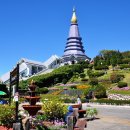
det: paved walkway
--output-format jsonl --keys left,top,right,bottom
{"left": 19, "top": 102, "right": 130, "bottom": 130}
{"left": 82, "top": 103, "right": 130, "bottom": 130}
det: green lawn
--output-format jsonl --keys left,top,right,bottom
{"left": 108, "top": 90, "right": 130, "bottom": 95}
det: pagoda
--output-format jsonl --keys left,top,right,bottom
{"left": 62, "top": 8, "right": 90, "bottom": 64}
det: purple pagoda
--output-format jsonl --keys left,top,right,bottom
{"left": 62, "top": 8, "right": 90, "bottom": 64}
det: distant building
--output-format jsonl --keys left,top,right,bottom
{"left": 0, "top": 55, "right": 60, "bottom": 83}
{"left": 62, "top": 8, "right": 90, "bottom": 65}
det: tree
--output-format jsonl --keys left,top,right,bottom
{"left": 110, "top": 56, "right": 117, "bottom": 70}
{"left": 122, "top": 51, "right": 130, "bottom": 58}
{"left": 97, "top": 49, "right": 123, "bottom": 67}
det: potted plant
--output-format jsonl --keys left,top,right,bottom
{"left": 86, "top": 108, "right": 98, "bottom": 120}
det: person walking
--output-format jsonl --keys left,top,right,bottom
{"left": 77, "top": 95, "right": 82, "bottom": 110}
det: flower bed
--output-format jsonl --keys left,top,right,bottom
{"left": 112, "top": 86, "right": 130, "bottom": 91}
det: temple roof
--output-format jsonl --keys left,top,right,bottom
{"left": 19, "top": 58, "right": 44, "bottom": 66}
{"left": 43, "top": 55, "right": 60, "bottom": 67}
{"left": 62, "top": 8, "right": 90, "bottom": 62}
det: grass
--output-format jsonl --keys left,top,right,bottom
{"left": 123, "top": 73, "right": 130, "bottom": 86}
{"left": 109, "top": 90, "right": 130, "bottom": 95}
{"left": 52, "top": 68, "right": 130, "bottom": 97}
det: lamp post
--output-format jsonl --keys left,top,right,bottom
{"left": 10, "top": 63, "right": 19, "bottom": 122}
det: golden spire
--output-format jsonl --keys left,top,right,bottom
{"left": 71, "top": 7, "right": 77, "bottom": 23}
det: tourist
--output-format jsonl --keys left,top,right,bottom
{"left": 85, "top": 94, "right": 89, "bottom": 103}
{"left": 64, "top": 105, "right": 74, "bottom": 123}
{"left": 77, "top": 95, "right": 82, "bottom": 110}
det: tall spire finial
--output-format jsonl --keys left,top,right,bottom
{"left": 71, "top": 7, "right": 77, "bottom": 23}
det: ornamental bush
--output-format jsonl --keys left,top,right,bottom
{"left": 42, "top": 100, "right": 68, "bottom": 121}
{"left": 118, "top": 82, "right": 128, "bottom": 88}
{"left": 92, "top": 71, "right": 105, "bottom": 77}
{"left": 94, "top": 65, "right": 108, "bottom": 70}
{"left": 89, "top": 78, "right": 98, "bottom": 86}
{"left": 38, "top": 87, "right": 49, "bottom": 94}
{"left": 26, "top": 64, "right": 84, "bottom": 88}
{"left": 86, "top": 108, "right": 98, "bottom": 119}
{"left": 79, "top": 73, "right": 86, "bottom": 78}
{"left": 88, "top": 64, "right": 93, "bottom": 69}
{"left": 94, "top": 84, "right": 107, "bottom": 99}
{"left": 110, "top": 73, "right": 122, "bottom": 83}
{"left": 0, "top": 105, "right": 15, "bottom": 128}
{"left": 83, "top": 87, "right": 92, "bottom": 97}
{"left": 87, "top": 70, "right": 105, "bottom": 78}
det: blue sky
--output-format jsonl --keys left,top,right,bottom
{"left": 0, "top": 0, "right": 130, "bottom": 76}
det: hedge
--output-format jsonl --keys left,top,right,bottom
{"left": 91, "top": 99, "right": 130, "bottom": 105}
{"left": 120, "top": 64, "right": 130, "bottom": 69}
{"left": 87, "top": 70, "right": 105, "bottom": 78}
{"left": 94, "top": 65, "right": 108, "bottom": 70}
{"left": 20, "top": 64, "right": 84, "bottom": 88}
{"left": 118, "top": 82, "right": 128, "bottom": 88}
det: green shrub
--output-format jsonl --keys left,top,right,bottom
{"left": 63, "top": 98, "right": 75, "bottom": 103}
{"left": 81, "top": 78, "right": 88, "bottom": 82}
{"left": 122, "top": 58, "right": 130, "bottom": 64}
{"left": 83, "top": 87, "right": 92, "bottom": 96}
{"left": 0, "top": 105, "right": 15, "bottom": 128}
{"left": 86, "top": 108, "right": 98, "bottom": 119}
{"left": 120, "top": 64, "right": 130, "bottom": 69}
{"left": 38, "top": 87, "right": 49, "bottom": 94}
{"left": 110, "top": 73, "right": 122, "bottom": 83}
{"left": 89, "top": 78, "right": 98, "bottom": 86}
{"left": 62, "top": 78, "right": 68, "bottom": 84}
{"left": 77, "top": 60, "right": 89, "bottom": 68}
{"left": 94, "top": 65, "right": 108, "bottom": 70}
{"left": 81, "top": 98, "right": 87, "bottom": 103}
{"left": 88, "top": 64, "right": 93, "bottom": 69}
{"left": 26, "top": 64, "right": 84, "bottom": 88}
{"left": 118, "top": 82, "right": 128, "bottom": 88}
{"left": 92, "top": 71, "right": 105, "bottom": 77}
{"left": 94, "top": 84, "right": 107, "bottom": 99}
{"left": 19, "top": 80, "right": 28, "bottom": 89}
{"left": 87, "top": 70, "right": 105, "bottom": 78}
{"left": 42, "top": 100, "right": 67, "bottom": 121}
{"left": 70, "top": 85, "right": 77, "bottom": 89}
{"left": 87, "top": 69, "right": 93, "bottom": 77}
{"left": 91, "top": 99, "right": 130, "bottom": 105}
{"left": 79, "top": 73, "right": 86, "bottom": 78}
{"left": 117, "top": 74, "right": 125, "bottom": 79}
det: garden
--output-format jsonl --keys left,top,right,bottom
{"left": 1, "top": 50, "right": 130, "bottom": 129}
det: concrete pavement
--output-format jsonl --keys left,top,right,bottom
{"left": 82, "top": 103, "right": 130, "bottom": 130}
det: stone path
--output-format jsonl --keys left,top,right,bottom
{"left": 83, "top": 103, "right": 130, "bottom": 130}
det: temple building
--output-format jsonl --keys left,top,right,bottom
{"left": 62, "top": 8, "right": 90, "bottom": 64}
